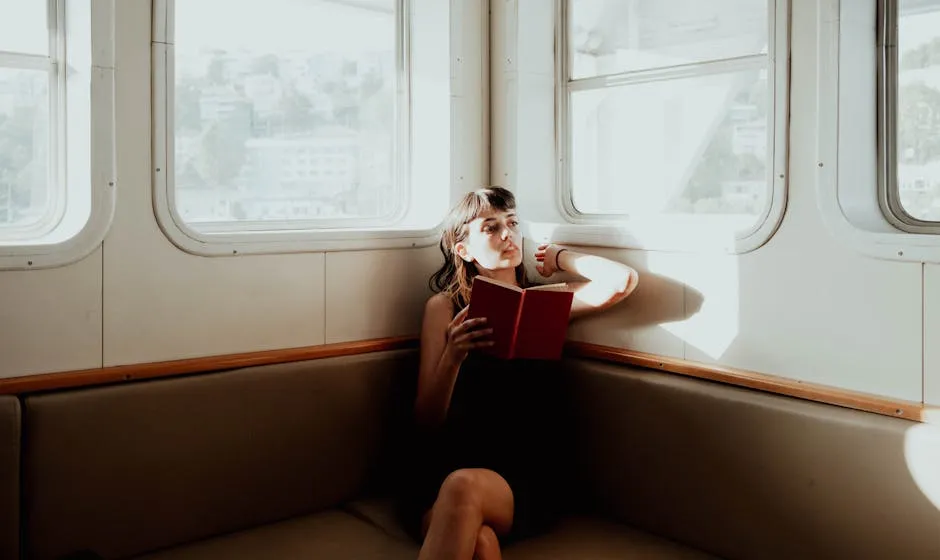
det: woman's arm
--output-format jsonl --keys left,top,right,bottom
{"left": 535, "top": 244, "right": 639, "bottom": 320}
{"left": 413, "top": 295, "right": 492, "bottom": 429}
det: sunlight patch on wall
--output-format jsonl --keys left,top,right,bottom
{"left": 904, "top": 423, "right": 940, "bottom": 512}
{"left": 647, "top": 252, "right": 740, "bottom": 360}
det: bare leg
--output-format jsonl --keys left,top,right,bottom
{"left": 473, "top": 525, "right": 502, "bottom": 560}
{"left": 418, "top": 469, "right": 514, "bottom": 560}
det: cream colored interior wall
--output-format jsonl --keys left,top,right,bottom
{"left": 0, "top": 0, "right": 483, "bottom": 377}
{"left": 499, "top": 0, "right": 931, "bottom": 404}
{"left": 0, "top": 0, "right": 937, "bottom": 408}
{"left": 0, "top": 247, "right": 102, "bottom": 376}
{"left": 926, "top": 265, "right": 938, "bottom": 406}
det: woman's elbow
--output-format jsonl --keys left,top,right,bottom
{"left": 626, "top": 267, "right": 639, "bottom": 294}
{"left": 598, "top": 267, "right": 638, "bottom": 310}
{"left": 614, "top": 267, "right": 639, "bottom": 299}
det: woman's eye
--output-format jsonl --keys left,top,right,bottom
{"left": 509, "top": 220, "right": 519, "bottom": 228}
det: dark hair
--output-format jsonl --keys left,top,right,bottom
{"left": 429, "top": 186, "right": 528, "bottom": 309}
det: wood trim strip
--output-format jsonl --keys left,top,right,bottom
{"left": 564, "top": 341, "right": 931, "bottom": 422}
{"left": 1, "top": 337, "right": 932, "bottom": 423}
{"left": 0, "top": 336, "right": 419, "bottom": 395}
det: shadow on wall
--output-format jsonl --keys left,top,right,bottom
{"left": 598, "top": 269, "right": 705, "bottom": 330}
{"left": 520, "top": 239, "right": 706, "bottom": 354}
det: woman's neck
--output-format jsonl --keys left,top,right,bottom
{"left": 475, "top": 266, "right": 518, "bottom": 286}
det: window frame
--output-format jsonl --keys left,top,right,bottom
{"left": 816, "top": 0, "right": 940, "bottom": 263}
{"left": 553, "top": 0, "right": 791, "bottom": 254}
{"left": 152, "top": 0, "right": 454, "bottom": 256}
{"left": 877, "top": 0, "right": 940, "bottom": 233}
{"left": 0, "top": 0, "right": 116, "bottom": 271}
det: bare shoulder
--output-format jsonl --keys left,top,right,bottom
{"left": 423, "top": 293, "right": 455, "bottom": 328}
{"left": 420, "top": 293, "right": 454, "bottom": 359}
{"left": 425, "top": 292, "right": 454, "bottom": 315}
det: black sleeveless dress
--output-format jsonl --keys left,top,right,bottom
{"left": 396, "top": 347, "right": 574, "bottom": 544}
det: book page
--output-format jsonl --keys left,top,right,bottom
{"left": 527, "top": 282, "right": 568, "bottom": 292}
{"left": 474, "top": 275, "right": 523, "bottom": 292}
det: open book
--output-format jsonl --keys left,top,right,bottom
{"left": 466, "top": 275, "right": 574, "bottom": 360}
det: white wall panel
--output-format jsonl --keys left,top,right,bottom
{"left": 324, "top": 247, "right": 440, "bottom": 344}
{"left": 102, "top": 0, "right": 325, "bottom": 366}
{"left": 104, "top": 248, "right": 326, "bottom": 365}
{"left": 926, "top": 265, "right": 939, "bottom": 406}
{"left": 0, "top": 248, "right": 102, "bottom": 378}
{"left": 681, "top": 249, "right": 922, "bottom": 402}
{"left": 489, "top": 0, "right": 514, "bottom": 187}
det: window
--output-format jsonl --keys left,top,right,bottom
{"left": 0, "top": 0, "right": 115, "bottom": 269}
{"left": 0, "top": 1, "right": 58, "bottom": 240}
{"left": 880, "top": 0, "right": 940, "bottom": 231}
{"left": 154, "top": 0, "right": 469, "bottom": 255}
{"left": 558, "top": 0, "right": 787, "bottom": 246}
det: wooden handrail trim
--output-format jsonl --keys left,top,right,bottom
{"left": 0, "top": 336, "right": 419, "bottom": 395}
{"left": 564, "top": 341, "right": 932, "bottom": 422}
{"left": 2, "top": 337, "right": 933, "bottom": 423}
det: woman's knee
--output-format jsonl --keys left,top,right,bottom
{"left": 433, "top": 468, "right": 515, "bottom": 535}
{"left": 437, "top": 469, "right": 484, "bottom": 510}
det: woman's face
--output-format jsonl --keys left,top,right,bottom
{"left": 456, "top": 209, "right": 523, "bottom": 271}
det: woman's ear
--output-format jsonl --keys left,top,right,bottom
{"left": 454, "top": 242, "right": 473, "bottom": 263}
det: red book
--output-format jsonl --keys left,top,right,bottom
{"left": 466, "top": 275, "right": 574, "bottom": 360}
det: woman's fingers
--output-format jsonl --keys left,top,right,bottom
{"left": 449, "top": 306, "right": 470, "bottom": 330}
{"left": 464, "top": 328, "right": 493, "bottom": 339}
{"left": 459, "top": 317, "right": 487, "bottom": 331}
{"left": 450, "top": 318, "right": 486, "bottom": 341}
{"left": 455, "top": 328, "right": 493, "bottom": 345}
{"left": 451, "top": 316, "right": 484, "bottom": 333}
{"left": 457, "top": 339, "right": 495, "bottom": 350}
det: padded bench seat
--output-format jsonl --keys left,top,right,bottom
{"left": 136, "top": 500, "right": 715, "bottom": 560}
{"left": 20, "top": 352, "right": 419, "bottom": 560}
{"left": 0, "top": 395, "right": 20, "bottom": 560}
{"left": 133, "top": 509, "right": 418, "bottom": 560}
{"left": 7, "top": 348, "right": 939, "bottom": 559}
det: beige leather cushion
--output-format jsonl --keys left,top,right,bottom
{"left": 133, "top": 509, "right": 419, "bottom": 560}
{"left": 0, "top": 396, "right": 20, "bottom": 560}
{"left": 504, "top": 517, "right": 717, "bottom": 560}
{"left": 344, "top": 498, "right": 714, "bottom": 560}
{"left": 23, "top": 350, "right": 417, "bottom": 560}
{"left": 568, "top": 359, "right": 940, "bottom": 560}
{"left": 344, "top": 498, "right": 414, "bottom": 543}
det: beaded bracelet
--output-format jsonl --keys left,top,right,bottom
{"left": 554, "top": 248, "right": 568, "bottom": 272}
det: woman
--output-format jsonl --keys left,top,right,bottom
{"left": 400, "top": 187, "right": 638, "bottom": 560}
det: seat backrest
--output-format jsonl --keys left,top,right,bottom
{"left": 567, "top": 358, "right": 940, "bottom": 560}
{"left": 22, "top": 349, "right": 417, "bottom": 560}
{"left": 0, "top": 395, "right": 20, "bottom": 560}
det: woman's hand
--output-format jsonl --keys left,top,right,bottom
{"left": 535, "top": 244, "right": 565, "bottom": 277}
{"left": 442, "top": 306, "right": 493, "bottom": 366}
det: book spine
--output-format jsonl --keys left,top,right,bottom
{"left": 507, "top": 291, "right": 525, "bottom": 359}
